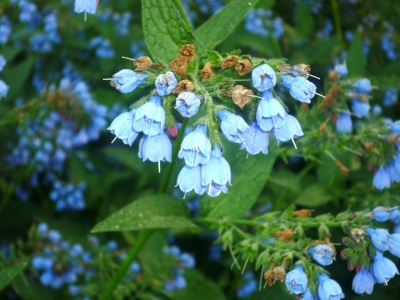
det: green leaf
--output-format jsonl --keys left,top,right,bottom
{"left": 0, "top": 261, "right": 28, "bottom": 291}
{"left": 294, "top": 184, "right": 332, "bottom": 207}
{"left": 347, "top": 35, "right": 366, "bottom": 77}
{"left": 142, "top": 0, "right": 193, "bottom": 61}
{"left": 101, "top": 146, "right": 145, "bottom": 174}
{"left": 2, "top": 57, "right": 35, "bottom": 100}
{"left": 194, "top": 0, "right": 260, "bottom": 52}
{"left": 203, "top": 142, "right": 278, "bottom": 219}
{"left": 293, "top": 1, "right": 314, "bottom": 37}
{"left": 92, "top": 194, "right": 199, "bottom": 232}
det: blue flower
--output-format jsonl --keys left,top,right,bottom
{"left": 353, "top": 78, "right": 371, "bottom": 94}
{"left": 372, "top": 206, "right": 391, "bottom": 222}
{"left": 287, "top": 76, "right": 317, "bottom": 103}
{"left": 218, "top": 110, "right": 251, "bottom": 144}
{"left": 317, "top": 273, "right": 344, "bottom": 300}
{"left": 272, "top": 115, "right": 304, "bottom": 143}
{"left": 373, "top": 166, "right": 391, "bottom": 190}
{"left": 352, "top": 267, "right": 374, "bottom": 294}
{"left": 351, "top": 99, "right": 370, "bottom": 118}
{"left": 334, "top": 63, "right": 348, "bottom": 77}
{"left": 308, "top": 244, "right": 335, "bottom": 266}
{"left": 107, "top": 110, "right": 139, "bottom": 146}
{"left": 366, "top": 228, "right": 390, "bottom": 251}
{"left": 176, "top": 165, "right": 205, "bottom": 195}
{"left": 252, "top": 64, "right": 276, "bottom": 91}
{"left": 176, "top": 92, "right": 201, "bottom": 117}
{"left": 0, "top": 55, "right": 5, "bottom": 71}
{"left": 388, "top": 233, "right": 400, "bottom": 257}
{"left": 74, "top": 0, "right": 97, "bottom": 14}
{"left": 387, "top": 161, "right": 400, "bottom": 183}
{"left": 201, "top": 144, "right": 231, "bottom": 197}
{"left": 256, "top": 90, "right": 287, "bottom": 131}
{"left": 0, "top": 79, "right": 9, "bottom": 99}
{"left": 336, "top": 112, "right": 352, "bottom": 133}
{"left": 383, "top": 87, "right": 397, "bottom": 107}
{"left": 133, "top": 95, "right": 165, "bottom": 136}
{"left": 237, "top": 272, "right": 257, "bottom": 298}
{"left": 155, "top": 71, "right": 177, "bottom": 96}
{"left": 371, "top": 251, "right": 399, "bottom": 284}
{"left": 111, "top": 69, "right": 149, "bottom": 93}
{"left": 178, "top": 124, "right": 211, "bottom": 167}
{"left": 240, "top": 122, "right": 269, "bottom": 155}
{"left": 138, "top": 132, "right": 172, "bottom": 163}
{"left": 302, "top": 288, "right": 319, "bottom": 300}
{"left": 285, "top": 265, "right": 308, "bottom": 295}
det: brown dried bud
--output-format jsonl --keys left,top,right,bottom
{"left": 272, "top": 229, "right": 293, "bottom": 241}
{"left": 221, "top": 55, "right": 239, "bottom": 69}
{"left": 328, "top": 70, "right": 340, "bottom": 81}
{"left": 173, "top": 79, "right": 194, "bottom": 94}
{"left": 318, "top": 94, "right": 336, "bottom": 108}
{"left": 272, "top": 266, "right": 286, "bottom": 283}
{"left": 231, "top": 85, "right": 253, "bottom": 109}
{"left": 235, "top": 59, "right": 252, "bottom": 76}
{"left": 170, "top": 57, "right": 188, "bottom": 77}
{"left": 293, "top": 64, "right": 311, "bottom": 77}
{"left": 179, "top": 44, "right": 195, "bottom": 61}
{"left": 388, "top": 133, "right": 399, "bottom": 144}
{"left": 199, "top": 62, "right": 213, "bottom": 81}
{"left": 134, "top": 56, "right": 152, "bottom": 71}
{"left": 350, "top": 228, "right": 366, "bottom": 243}
{"left": 335, "top": 160, "right": 349, "bottom": 176}
{"left": 319, "top": 122, "right": 327, "bottom": 132}
{"left": 293, "top": 209, "right": 311, "bottom": 217}
{"left": 264, "top": 268, "right": 274, "bottom": 286}
{"left": 110, "top": 81, "right": 116, "bottom": 88}
{"left": 361, "top": 141, "right": 375, "bottom": 152}
{"left": 276, "top": 64, "right": 292, "bottom": 73}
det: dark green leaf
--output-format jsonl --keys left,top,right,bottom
{"left": 102, "top": 146, "right": 145, "bottom": 173}
{"left": 347, "top": 35, "right": 366, "bottom": 77}
{"left": 194, "top": 0, "right": 260, "bottom": 52}
{"left": 294, "top": 184, "right": 332, "bottom": 207}
{"left": 142, "top": 0, "right": 193, "bottom": 61}
{"left": 293, "top": 1, "right": 314, "bottom": 36}
{"left": 203, "top": 142, "right": 278, "bottom": 219}
{"left": 92, "top": 194, "right": 199, "bottom": 232}
{"left": 2, "top": 57, "right": 35, "bottom": 99}
{"left": 0, "top": 261, "right": 28, "bottom": 291}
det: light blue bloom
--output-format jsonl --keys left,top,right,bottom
{"left": 383, "top": 87, "right": 397, "bottom": 107}
{"left": 371, "top": 251, "right": 399, "bottom": 284}
{"left": 74, "top": 0, "right": 97, "bottom": 14}
{"left": 240, "top": 122, "right": 269, "bottom": 155}
{"left": 351, "top": 99, "right": 370, "bottom": 118}
{"left": 252, "top": 64, "right": 276, "bottom": 92}
{"left": 285, "top": 265, "right": 308, "bottom": 295}
{"left": 373, "top": 166, "right": 391, "bottom": 190}
{"left": 218, "top": 110, "right": 251, "bottom": 144}
{"left": 334, "top": 63, "right": 348, "bottom": 77}
{"left": 302, "top": 288, "right": 319, "bottom": 300}
{"left": 272, "top": 115, "right": 304, "bottom": 143}
{"left": 317, "top": 273, "right": 344, "bottom": 300}
{"left": 387, "top": 162, "right": 400, "bottom": 183}
{"left": 352, "top": 267, "right": 374, "bottom": 294}
{"left": 287, "top": 76, "right": 316, "bottom": 103}
{"left": 176, "top": 165, "right": 205, "bottom": 195}
{"left": 372, "top": 206, "right": 391, "bottom": 222}
{"left": 155, "top": 71, "right": 177, "bottom": 96}
{"left": 111, "top": 69, "right": 149, "bottom": 93}
{"left": 133, "top": 95, "right": 165, "bottom": 136}
{"left": 308, "top": 244, "right": 335, "bottom": 266}
{"left": 0, "top": 79, "right": 9, "bottom": 99}
{"left": 388, "top": 234, "right": 400, "bottom": 257}
{"left": 107, "top": 110, "right": 139, "bottom": 146}
{"left": 201, "top": 144, "right": 231, "bottom": 197}
{"left": 256, "top": 90, "right": 287, "bottom": 131}
{"left": 365, "top": 228, "right": 390, "bottom": 251}
{"left": 0, "top": 55, "right": 5, "bottom": 71}
{"left": 178, "top": 124, "right": 211, "bottom": 167}
{"left": 353, "top": 78, "right": 371, "bottom": 94}
{"left": 138, "top": 132, "right": 172, "bottom": 163}
{"left": 336, "top": 112, "right": 352, "bottom": 133}
{"left": 176, "top": 92, "right": 201, "bottom": 118}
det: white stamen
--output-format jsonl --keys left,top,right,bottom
{"left": 122, "top": 56, "right": 136, "bottom": 62}
{"left": 111, "top": 137, "right": 117, "bottom": 143}
{"left": 208, "top": 183, "right": 211, "bottom": 194}
{"left": 84, "top": 12, "right": 87, "bottom": 22}
{"left": 193, "top": 150, "right": 198, "bottom": 166}
{"left": 251, "top": 95, "right": 264, "bottom": 99}
{"left": 308, "top": 74, "right": 320, "bottom": 80}
{"left": 103, "top": 78, "right": 113, "bottom": 80}
{"left": 291, "top": 138, "right": 298, "bottom": 149}
{"left": 311, "top": 91, "right": 326, "bottom": 98}
{"left": 158, "top": 161, "right": 161, "bottom": 173}
{"left": 183, "top": 193, "right": 186, "bottom": 200}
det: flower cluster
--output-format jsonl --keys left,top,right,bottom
{"left": 245, "top": 9, "right": 284, "bottom": 39}
{"left": 0, "top": 54, "right": 8, "bottom": 99}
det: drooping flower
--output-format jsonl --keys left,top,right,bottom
{"left": 138, "top": 132, "right": 172, "bottom": 163}
{"left": 107, "top": 109, "right": 139, "bottom": 146}
{"left": 334, "top": 63, "right": 348, "bottom": 77}
{"left": 372, "top": 206, "right": 391, "bottom": 222}
{"left": 218, "top": 110, "right": 251, "bottom": 144}
{"left": 352, "top": 267, "right": 374, "bottom": 294}
{"left": 155, "top": 71, "right": 177, "bottom": 96}
{"left": 0, "top": 79, "right": 8, "bottom": 99}
{"left": 178, "top": 124, "right": 211, "bottom": 167}
{"left": 317, "top": 273, "right": 345, "bottom": 300}
{"left": 285, "top": 265, "right": 308, "bottom": 295}
{"left": 388, "top": 233, "right": 400, "bottom": 257}
{"left": 286, "top": 76, "right": 317, "bottom": 104}
{"left": 353, "top": 78, "right": 372, "bottom": 94}
{"left": 372, "top": 166, "right": 391, "bottom": 190}
{"left": 351, "top": 99, "right": 370, "bottom": 118}
{"left": 74, "top": 0, "right": 98, "bottom": 15}
{"left": 110, "top": 69, "right": 149, "bottom": 93}
{"left": 240, "top": 122, "right": 269, "bottom": 155}
{"left": 308, "top": 244, "right": 335, "bottom": 266}
{"left": 371, "top": 251, "right": 399, "bottom": 284}
{"left": 176, "top": 165, "right": 205, "bottom": 196}
{"left": 175, "top": 92, "right": 201, "bottom": 118}
{"left": 302, "top": 288, "right": 319, "bottom": 300}
{"left": 272, "top": 114, "right": 303, "bottom": 143}
{"left": 256, "top": 90, "right": 287, "bottom": 131}
{"left": 336, "top": 112, "right": 352, "bottom": 133}
{"left": 365, "top": 228, "right": 390, "bottom": 251}
{"left": 201, "top": 144, "right": 231, "bottom": 197}
{"left": 251, "top": 64, "right": 276, "bottom": 92}
{"left": 133, "top": 95, "right": 165, "bottom": 136}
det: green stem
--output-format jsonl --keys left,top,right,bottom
{"left": 330, "top": 0, "right": 344, "bottom": 47}
{"left": 100, "top": 229, "right": 154, "bottom": 300}
{"left": 171, "top": 0, "right": 193, "bottom": 33}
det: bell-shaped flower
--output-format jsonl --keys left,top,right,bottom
{"left": 133, "top": 95, "right": 165, "bottom": 136}
{"left": 201, "top": 144, "right": 231, "bottom": 197}
{"left": 388, "top": 233, "right": 400, "bottom": 257}
{"left": 0, "top": 80, "right": 9, "bottom": 99}
{"left": 352, "top": 267, "right": 374, "bottom": 294}
{"left": 386, "top": 162, "right": 400, "bottom": 183}
{"left": 240, "top": 122, "right": 269, "bottom": 155}
{"left": 334, "top": 63, "right": 348, "bottom": 77}
{"left": 252, "top": 64, "right": 276, "bottom": 92}
{"left": 256, "top": 90, "right": 287, "bottom": 131}
{"left": 373, "top": 166, "right": 391, "bottom": 190}
{"left": 0, "top": 55, "right": 5, "bottom": 72}
{"left": 176, "top": 165, "right": 205, "bottom": 195}
{"left": 308, "top": 244, "right": 335, "bottom": 266}
{"left": 74, "top": 0, "right": 97, "bottom": 14}
{"left": 272, "top": 114, "right": 303, "bottom": 143}
{"left": 351, "top": 99, "right": 370, "bottom": 118}
{"left": 372, "top": 206, "right": 391, "bottom": 222}
{"left": 366, "top": 228, "right": 390, "bottom": 251}
{"left": 110, "top": 69, "right": 149, "bottom": 93}
{"left": 107, "top": 109, "right": 139, "bottom": 146}
{"left": 285, "top": 265, "right": 308, "bottom": 295}
{"left": 176, "top": 92, "right": 201, "bottom": 118}
{"left": 371, "top": 251, "right": 399, "bottom": 284}
{"left": 178, "top": 124, "right": 211, "bottom": 167}
{"left": 218, "top": 110, "right": 250, "bottom": 144}
{"left": 336, "top": 112, "right": 352, "bottom": 133}
{"left": 353, "top": 78, "right": 372, "bottom": 94}
{"left": 155, "top": 71, "right": 177, "bottom": 96}
{"left": 288, "top": 76, "right": 316, "bottom": 103}
{"left": 317, "top": 273, "right": 344, "bottom": 300}
{"left": 138, "top": 132, "right": 172, "bottom": 163}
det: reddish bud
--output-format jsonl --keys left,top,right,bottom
{"left": 167, "top": 125, "right": 178, "bottom": 137}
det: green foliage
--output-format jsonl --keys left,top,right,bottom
{"left": 347, "top": 35, "right": 366, "bottom": 77}
{"left": 0, "top": 262, "right": 27, "bottom": 292}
